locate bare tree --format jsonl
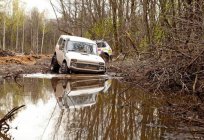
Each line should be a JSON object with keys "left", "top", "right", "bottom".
{"left": 41, "top": 19, "right": 46, "bottom": 54}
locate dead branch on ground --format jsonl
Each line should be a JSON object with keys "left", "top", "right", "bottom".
{"left": 0, "top": 105, "right": 25, "bottom": 133}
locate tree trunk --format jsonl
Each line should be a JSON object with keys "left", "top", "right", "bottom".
{"left": 0, "top": 39, "right": 1, "bottom": 49}
{"left": 60, "top": 0, "right": 70, "bottom": 34}
{"left": 31, "top": 27, "right": 33, "bottom": 51}
{"left": 22, "top": 18, "right": 25, "bottom": 53}
{"left": 110, "top": 0, "right": 119, "bottom": 53}
{"left": 36, "top": 23, "right": 39, "bottom": 55}
{"left": 3, "top": 17, "right": 6, "bottom": 50}
{"left": 143, "top": 0, "right": 151, "bottom": 45}
{"left": 16, "top": 23, "right": 19, "bottom": 51}
{"left": 185, "top": 0, "right": 193, "bottom": 45}
{"left": 41, "top": 22, "right": 45, "bottom": 54}
{"left": 125, "top": 0, "right": 130, "bottom": 22}
{"left": 130, "top": 0, "right": 136, "bottom": 19}
{"left": 80, "top": 0, "right": 85, "bottom": 37}
{"left": 171, "top": 0, "right": 176, "bottom": 28}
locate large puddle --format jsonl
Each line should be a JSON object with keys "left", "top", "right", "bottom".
{"left": 0, "top": 75, "right": 203, "bottom": 139}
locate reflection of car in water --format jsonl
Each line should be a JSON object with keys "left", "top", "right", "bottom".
{"left": 51, "top": 78, "right": 111, "bottom": 109}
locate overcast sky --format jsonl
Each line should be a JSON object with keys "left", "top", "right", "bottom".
{"left": 22, "top": 0, "right": 58, "bottom": 19}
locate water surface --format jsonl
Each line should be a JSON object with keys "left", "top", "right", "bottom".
{"left": 0, "top": 76, "right": 201, "bottom": 139}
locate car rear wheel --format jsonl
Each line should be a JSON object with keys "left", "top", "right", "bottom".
{"left": 59, "top": 62, "right": 68, "bottom": 74}
{"left": 50, "top": 54, "right": 60, "bottom": 73}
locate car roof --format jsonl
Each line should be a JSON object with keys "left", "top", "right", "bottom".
{"left": 60, "top": 35, "right": 96, "bottom": 44}
{"left": 94, "top": 40, "right": 103, "bottom": 42}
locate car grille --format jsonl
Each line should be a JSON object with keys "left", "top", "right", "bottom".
{"left": 71, "top": 80, "right": 104, "bottom": 89}
{"left": 76, "top": 63, "right": 99, "bottom": 70}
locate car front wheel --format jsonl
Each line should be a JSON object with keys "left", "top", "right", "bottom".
{"left": 59, "top": 62, "right": 68, "bottom": 74}
{"left": 50, "top": 54, "right": 60, "bottom": 73}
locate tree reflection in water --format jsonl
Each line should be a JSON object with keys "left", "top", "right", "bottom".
{"left": 51, "top": 78, "right": 165, "bottom": 140}
{"left": 0, "top": 77, "right": 173, "bottom": 139}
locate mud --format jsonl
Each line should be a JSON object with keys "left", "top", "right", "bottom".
{"left": 0, "top": 55, "right": 51, "bottom": 78}
{"left": 0, "top": 51, "right": 119, "bottom": 79}
{"left": 0, "top": 54, "right": 118, "bottom": 79}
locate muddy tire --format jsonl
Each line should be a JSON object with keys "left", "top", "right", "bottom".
{"left": 50, "top": 54, "right": 60, "bottom": 73}
{"left": 59, "top": 62, "right": 68, "bottom": 74}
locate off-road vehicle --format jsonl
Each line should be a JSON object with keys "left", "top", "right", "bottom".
{"left": 51, "top": 35, "right": 106, "bottom": 74}
{"left": 95, "top": 40, "right": 112, "bottom": 62}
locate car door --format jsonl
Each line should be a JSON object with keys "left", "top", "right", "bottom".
{"left": 56, "top": 37, "right": 62, "bottom": 65}
{"left": 56, "top": 38, "right": 66, "bottom": 65}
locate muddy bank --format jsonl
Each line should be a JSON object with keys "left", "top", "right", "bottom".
{"left": 0, "top": 55, "right": 51, "bottom": 78}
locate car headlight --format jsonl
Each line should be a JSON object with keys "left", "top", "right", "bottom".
{"left": 71, "top": 59, "right": 77, "bottom": 62}
{"left": 71, "top": 59, "right": 77, "bottom": 67}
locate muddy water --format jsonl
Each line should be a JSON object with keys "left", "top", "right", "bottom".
{"left": 0, "top": 76, "right": 201, "bottom": 139}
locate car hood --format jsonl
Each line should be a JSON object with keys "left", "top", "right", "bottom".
{"left": 66, "top": 52, "right": 105, "bottom": 64}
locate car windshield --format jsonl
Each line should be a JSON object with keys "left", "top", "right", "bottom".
{"left": 96, "top": 42, "right": 106, "bottom": 48}
{"left": 67, "top": 41, "right": 97, "bottom": 55}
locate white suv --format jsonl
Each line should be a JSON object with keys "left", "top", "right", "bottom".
{"left": 51, "top": 35, "right": 106, "bottom": 74}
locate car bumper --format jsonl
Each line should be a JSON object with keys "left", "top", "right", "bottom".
{"left": 69, "top": 66, "right": 105, "bottom": 73}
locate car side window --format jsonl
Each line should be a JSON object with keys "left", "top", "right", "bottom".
{"left": 62, "top": 40, "right": 65, "bottom": 46}
{"left": 97, "top": 42, "right": 106, "bottom": 48}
